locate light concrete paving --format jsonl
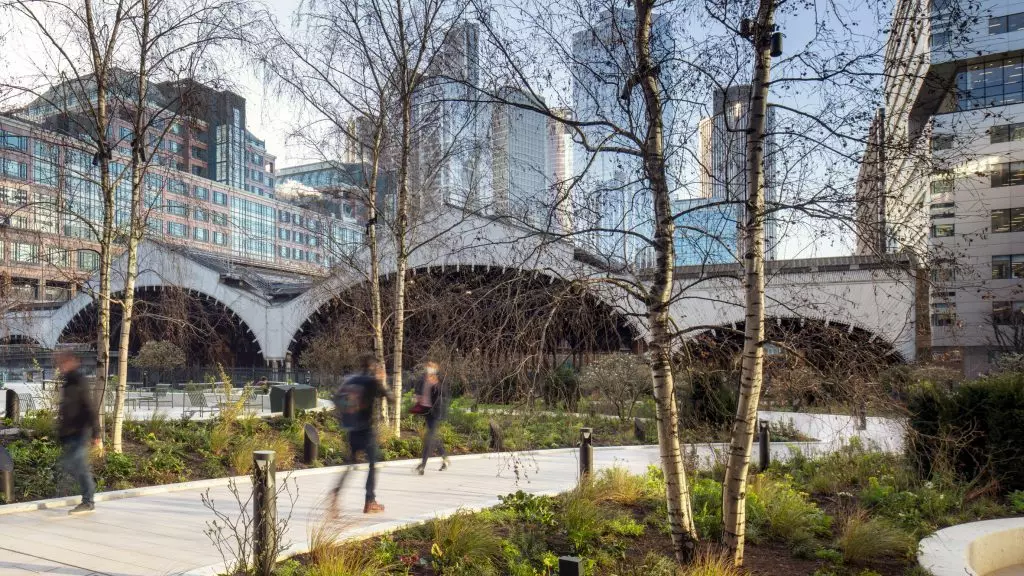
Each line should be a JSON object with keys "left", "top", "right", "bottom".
{"left": 919, "top": 517, "right": 1024, "bottom": 576}
{"left": 0, "top": 412, "right": 904, "bottom": 576}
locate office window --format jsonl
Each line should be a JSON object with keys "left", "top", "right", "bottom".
{"left": 167, "top": 200, "right": 187, "bottom": 217}
{"left": 930, "top": 202, "right": 955, "bottom": 219}
{"left": 990, "top": 12, "right": 1024, "bottom": 35}
{"left": 167, "top": 222, "right": 187, "bottom": 237}
{"left": 193, "top": 208, "right": 209, "bottom": 222}
{"left": 194, "top": 227, "right": 209, "bottom": 242}
{"left": 278, "top": 227, "right": 290, "bottom": 241}
{"left": 12, "top": 243, "right": 37, "bottom": 262}
{"left": 991, "top": 161, "right": 1024, "bottom": 187}
{"left": 194, "top": 186, "right": 209, "bottom": 201}
{"left": 213, "top": 231, "right": 227, "bottom": 245}
{"left": 990, "top": 122, "right": 1024, "bottom": 143}
{"left": 168, "top": 179, "right": 187, "bottom": 195}
{"left": 77, "top": 250, "right": 99, "bottom": 271}
{"left": 949, "top": 57, "right": 1024, "bottom": 111}
{"left": 931, "top": 302, "right": 957, "bottom": 326}
{"left": 993, "top": 255, "right": 1012, "bottom": 279}
{"left": 931, "top": 223, "right": 955, "bottom": 237}
{"left": 279, "top": 245, "right": 290, "bottom": 258}
{"left": 1, "top": 159, "right": 28, "bottom": 180}
{"left": 147, "top": 218, "right": 163, "bottom": 234}
{"left": 213, "top": 191, "right": 227, "bottom": 206}
{"left": 191, "top": 146, "right": 206, "bottom": 160}
{"left": 279, "top": 210, "right": 290, "bottom": 223}
{"left": 930, "top": 30, "right": 951, "bottom": 48}
{"left": 992, "top": 207, "right": 1024, "bottom": 232}
{"left": 0, "top": 130, "right": 28, "bottom": 151}
{"left": 1015, "top": 254, "right": 1024, "bottom": 279}
{"left": 931, "top": 134, "right": 954, "bottom": 150}
{"left": 212, "top": 212, "right": 227, "bottom": 225}
{"left": 993, "top": 301, "right": 1024, "bottom": 325}
{"left": 170, "top": 122, "right": 183, "bottom": 135}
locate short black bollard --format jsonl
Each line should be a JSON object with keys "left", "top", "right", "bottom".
{"left": 0, "top": 446, "right": 14, "bottom": 504}
{"left": 857, "top": 402, "right": 868, "bottom": 431}
{"left": 579, "top": 428, "right": 593, "bottom": 482}
{"left": 303, "top": 423, "right": 319, "bottom": 464}
{"left": 558, "top": 556, "right": 582, "bottom": 576}
{"left": 283, "top": 387, "right": 295, "bottom": 420}
{"left": 489, "top": 420, "right": 503, "bottom": 451}
{"left": 5, "top": 389, "right": 20, "bottom": 424}
{"left": 253, "top": 450, "right": 277, "bottom": 576}
{"left": 758, "top": 420, "right": 771, "bottom": 472}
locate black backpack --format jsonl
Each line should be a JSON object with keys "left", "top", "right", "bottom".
{"left": 333, "top": 376, "right": 367, "bottom": 432}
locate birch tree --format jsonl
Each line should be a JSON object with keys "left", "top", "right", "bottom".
{"left": 108, "top": 0, "right": 253, "bottom": 452}
{"left": 2, "top": 0, "right": 131, "bottom": 446}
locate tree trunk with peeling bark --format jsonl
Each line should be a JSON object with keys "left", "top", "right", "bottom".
{"left": 390, "top": 90, "right": 412, "bottom": 436}
{"left": 632, "top": 0, "right": 698, "bottom": 562}
{"left": 722, "top": 0, "right": 775, "bottom": 565}
{"left": 112, "top": 0, "right": 151, "bottom": 453}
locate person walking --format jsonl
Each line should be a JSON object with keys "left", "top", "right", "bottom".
{"left": 331, "top": 354, "right": 393, "bottom": 514}
{"left": 56, "top": 351, "right": 100, "bottom": 515}
{"left": 414, "top": 361, "right": 449, "bottom": 475}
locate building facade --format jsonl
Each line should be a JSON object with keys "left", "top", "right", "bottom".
{"left": 698, "top": 85, "right": 779, "bottom": 261}
{"left": 412, "top": 22, "right": 491, "bottom": 212}
{"left": 571, "top": 9, "right": 674, "bottom": 268}
{"left": 672, "top": 197, "right": 738, "bottom": 267}
{"left": 859, "top": 0, "right": 1024, "bottom": 374}
{"left": 0, "top": 83, "right": 360, "bottom": 313}
{"left": 547, "top": 109, "right": 575, "bottom": 235}
{"left": 491, "top": 88, "right": 551, "bottom": 229}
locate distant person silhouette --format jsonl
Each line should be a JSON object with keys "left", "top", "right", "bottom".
{"left": 56, "top": 351, "right": 100, "bottom": 515}
{"left": 414, "top": 361, "right": 449, "bottom": 475}
{"left": 331, "top": 355, "right": 393, "bottom": 514}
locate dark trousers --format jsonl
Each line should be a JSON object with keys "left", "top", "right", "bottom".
{"left": 420, "top": 413, "right": 447, "bottom": 465}
{"left": 337, "top": 429, "right": 378, "bottom": 503}
{"left": 60, "top": 434, "right": 95, "bottom": 505}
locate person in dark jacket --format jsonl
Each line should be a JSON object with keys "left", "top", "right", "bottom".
{"left": 415, "top": 361, "right": 449, "bottom": 475}
{"left": 331, "top": 354, "right": 394, "bottom": 514}
{"left": 56, "top": 351, "right": 100, "bottom": 515}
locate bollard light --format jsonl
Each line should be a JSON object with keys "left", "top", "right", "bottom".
{"left": 758, "top": 420, "right": 771, "bottom": 472}
{"left": 253, "top": 450, "right": 277, "bottom": 576}
{"left": 579, "top": 428, "right": 593, "bottom": 482}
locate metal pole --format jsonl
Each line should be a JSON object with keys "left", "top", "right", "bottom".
{"left": 303, "top": 424, "right": 319, "bottom": 464}
{"left": 5, "top": 389, "right": 20, "bottom": 424}
{"left": 558, "top": 556, "right": 581, "bottom": 576}
{"left": 758, "top": 420, "right": 771, "bottom": 472}
{"left": 579, "top": 428, "right": 593, "bottom": 481}
{"left": 252, "top": 450, "right": 277, "bottom": 576}
{"left": 283, "top": 387, "right": 295, "bottom": 420}
{"left": 1, "top": 446, "right": 14, "bottom": 504}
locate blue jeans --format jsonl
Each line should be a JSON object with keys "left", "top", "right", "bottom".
{"left": 61, "top": 434, "right": 95, "bottom": 505}
{"left": 337, "top": 429, "right": 378, "bottom": 503}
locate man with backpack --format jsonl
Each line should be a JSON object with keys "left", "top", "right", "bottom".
{"left": 331, "top": 354, "right": 394, "bottom": 514}
{"left": 413, "top": 361, "right": 449, "bottom": 475}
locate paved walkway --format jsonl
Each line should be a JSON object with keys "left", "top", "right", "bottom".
{"left": 0, "top": 412, "right": 903, "bottom": 576}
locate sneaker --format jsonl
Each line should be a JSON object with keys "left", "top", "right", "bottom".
{"left": 363, "top": 501, "right": 385, "bottom": 514}
{"left": 415, "top": 463, "right": 425, "bottom": 475}
{"left": 68, "top": 502, "right": 94, "bottom": 516}
{"left": 439, "top": 457, "right": 450, "bottom": 472}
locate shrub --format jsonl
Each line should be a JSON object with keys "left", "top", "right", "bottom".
{"left": 497, "top": 490, "right": 557, "bottom": 527}
{"left": 307, "top": 542, "right": 393, "bottom": 576}
{"left": 749, "top": 475, "right": 831, "bottom": 548}
{"left": 678, "top": 370, "right": 739, "bottom": 429}
{"left": 429, "top": 510, "right": 503, "bottom": 575}
{"left": 1009, "top": 490, "right": 1024, "bottom": 514}
{"left": 560, "top": 484, "right": 603, "bottom": 555}
{"left": 101, "top": 452, "right": 136, "bottom": 488}
{"left": 908, "top": 371, "right": 1024, "bottom": 493}
{"left": 837, "top": 510, "right": 915, "bottom": 564}
{"left": 594, "top": 466, "right": 655, "bottom": 505}
{"left": 607, "top": 516, "right": 645, "bottom": 537}
{"left": 678, "top": 548, "right": 750, "bottom": 576}
{"left": 20, "top": 410, "right": 57, "bottom": 439}
{"left": 578, "top": 353, "right": 650, "bottom": 420}
{"left": 690, "top": 477, "right": 724, "bottom": 541}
